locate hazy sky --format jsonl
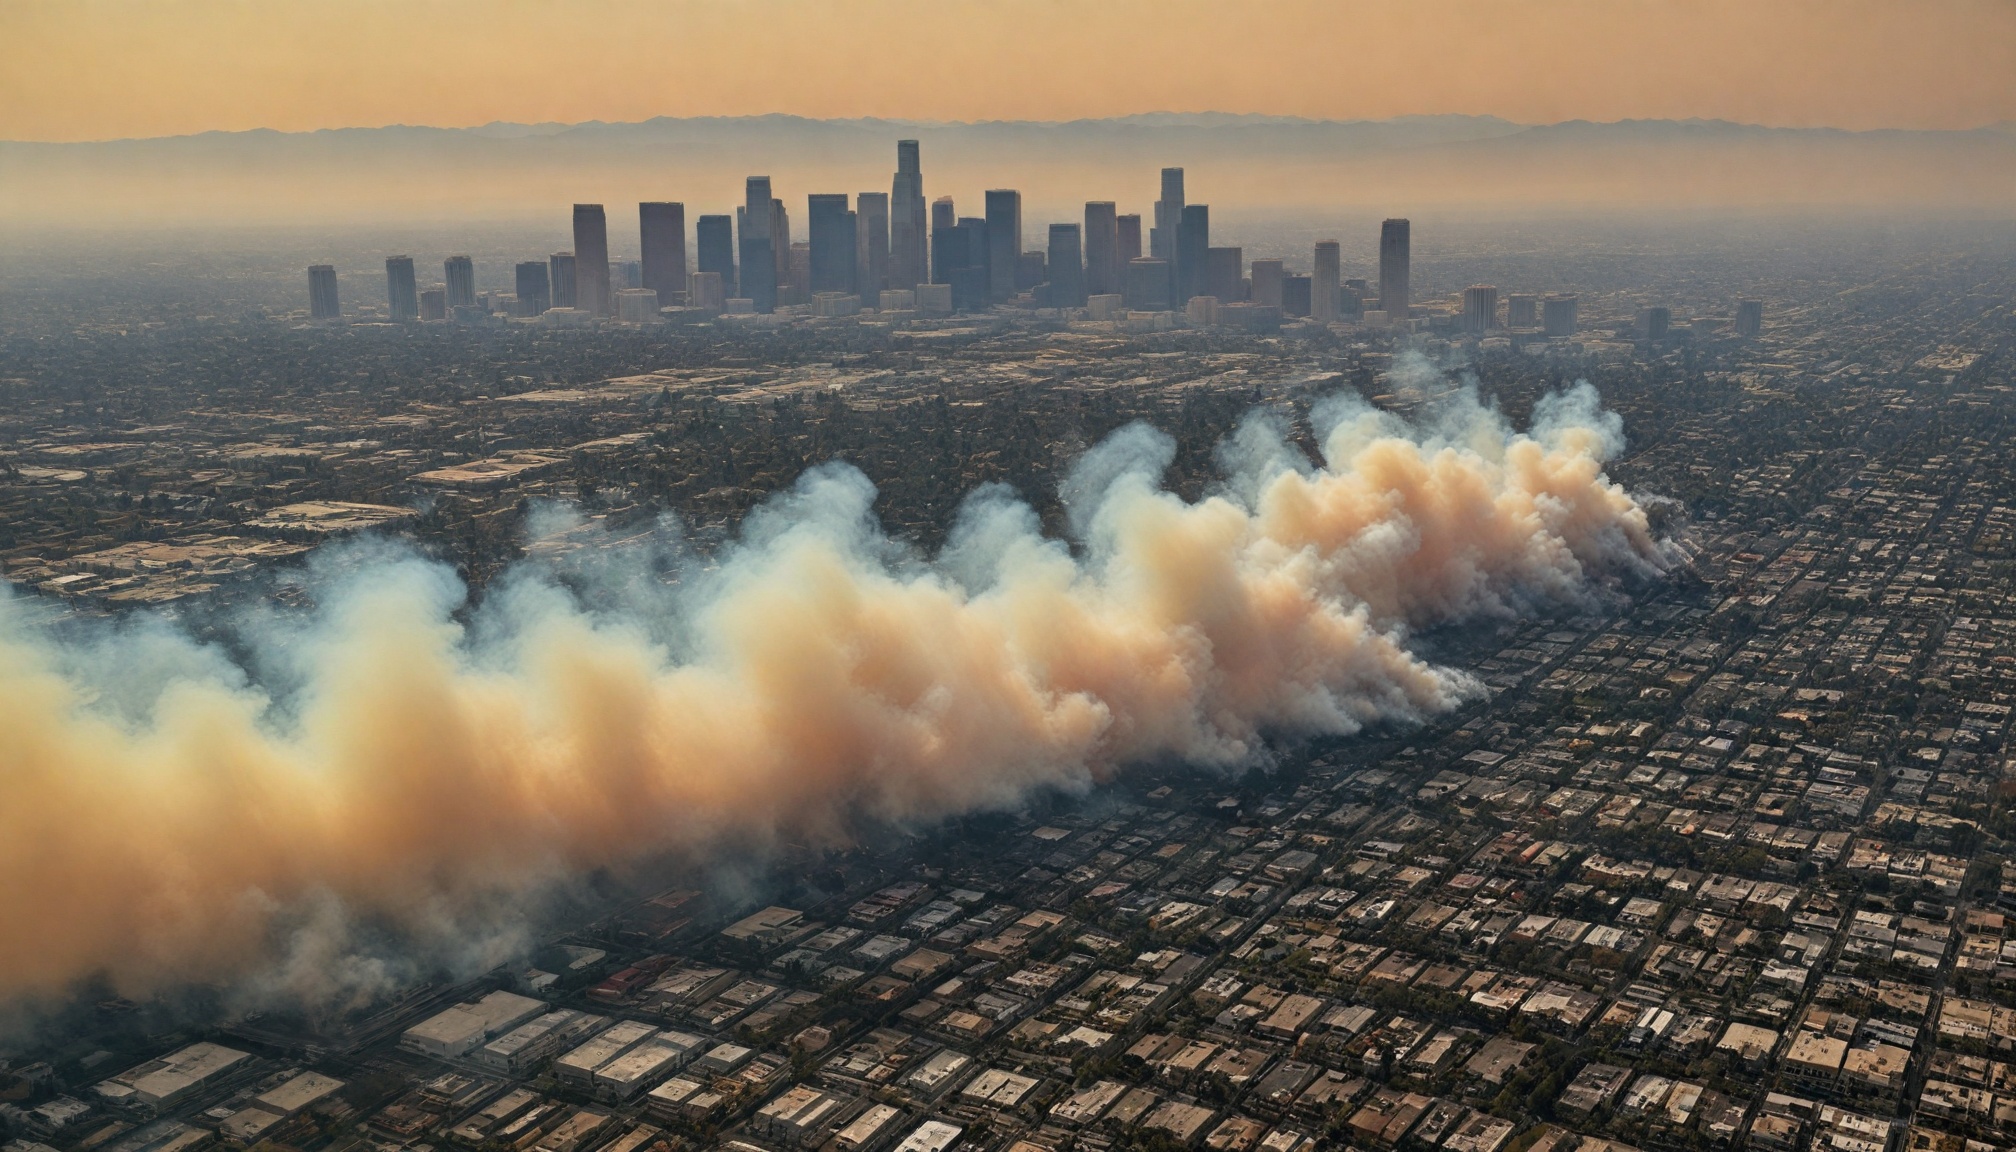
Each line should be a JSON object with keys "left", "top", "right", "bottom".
{"left": 4, "top": 0, "right": 2013, "bottom": 142}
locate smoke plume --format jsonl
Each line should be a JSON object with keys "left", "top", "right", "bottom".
{"left": 0, "top": 375, "right": 1671, "bottom": 1008}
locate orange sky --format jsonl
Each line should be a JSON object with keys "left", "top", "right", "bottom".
{"left": 3, "top": 0, "right": 2013, "bottom": 142}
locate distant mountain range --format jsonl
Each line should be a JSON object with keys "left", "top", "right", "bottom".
{"left": 6, "top": 114, "right": 2012, "bottom": 227}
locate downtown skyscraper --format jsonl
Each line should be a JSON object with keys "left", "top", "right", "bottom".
{"left": 739, "top": 177, "right": 777, "bottom": 312}
{"left": 696, "top": 215, "right": 735, "bottom": 299}
{"left": 1379, "top": 218, "right": 1410, "bottom": 318}
{"left": 639, "top": 202, "right": 687, "bottom": 304}
{"left": 984, "top": 189, "right": 1021, "bottom": 304}
{"left": 856, "top": 192, "right": 889, "bottom": 299}
{"left": 385, "top": 255, "right": 419, "bottom": 321}
{"left": 1084, "top": 202, "right": 1120, "bottom": 299}
{"left": 808, "top": 193, "right": 858, "bottom": 295}
{"left": 573, "top": 204, "right": 612, "bottom": 316}
{"left": 889, "top": 140, "right": 928, "bottom": 291}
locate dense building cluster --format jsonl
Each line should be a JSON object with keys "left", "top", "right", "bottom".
{"left": 2, "top": 176, "right": 2015, "bottom": 1152}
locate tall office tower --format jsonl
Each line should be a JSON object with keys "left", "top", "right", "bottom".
{"left": 1462, "top": 285, "right": 1498, "bottom": 335}
{"left": 696, "top": 215, "right": 736, "bottom": 298}
{"left": 771, "top": 199, "right": 794, "bottom": 299}
{"left": 787, "top": 243, "right": 812, "bottom": 304}
{"left": 1205, "top": 247, "right": 1243, "bottom": 303}
{"left": 1506, "top": 293, "right": 1539, "bottom": 328}
{"left": 1637, "top": 305, "right": 1671, "bottom": 341}
{"left": 808, "top": 194, "right": 858, "bottom": 295}
{"left": 1250, "top": 259, "right": 1285, "bottom": 307}
{"left": 856, "top": 192, "right": 889, "bottom": 298}
{"left": 738, "top": 177, "right": 776, "bottom": 312}
{"left": 1116, "top": 214, "right": 1142, "bottom": 265}
{"left": 549, "top": 252, "right": 578, "bottom": 308}
{"left": 1123, "top": 257, "right": 1171, "bottom": 310}
{"left": 1735, "top": 298, "right": 1763, "bottom": 337}
{"left": 1176, "top": 204, "right": 1209, "bottom": 304}
{"left": 947, "top": 217, "right": 990, "bottom": 311}
{"left": 1282, "top": 275, "right": 1311, "bottom": 318}
{"left": 385, "top": 255, "right": 419, "bottom": 321}
{"left": 1152, "top": 167, "right": 1184, "bottom": 303}
{"left": 307, "top": 265, "right": 340, "bottom": 319}
{"left": 1045, "top": 224, "right": 1085, "bottom": 308}
{"left": 572, "top": 204, "right": 611, "bottom": 315}
{"left": 1151, "top": 167, "right": 1184, "bottom": 258}
{"left": 444, "top": 255, "right": 476, "bottom": 309}
{"left": 1542, "top": 294, "right": 1578, "bottom": 337}
{"left": 983, "top": 190, "right": 1021, "bottom": 303}
{"left": 1378, "top": 218, "right": 1410, "bottom": 318}
{"left": 420, "top": 288, "right": 446, "bottom": 321}
{"left": 618, "top": 260, "right": 643, "bottom": 290}
{"left": 639, "top": 202, "right": 687, "bottom": 304}
{"left": 1083, "top": 202, "right": 1120, "bottom": 298}
{"left": 514, "top": 261, "right": 552, "bottom": 316}
{"left": 889, "top": 139, "right": 928, "bottom": 290}
{"left": 930, "top": 212, "right": 962, "bottom": 286}
{"left": 1312, "top": 241, "right": 1341, "bottom": 323}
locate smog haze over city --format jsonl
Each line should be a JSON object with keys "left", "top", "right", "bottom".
{"left": 1, "top": 7, "right": 2014, "bottom": 1152}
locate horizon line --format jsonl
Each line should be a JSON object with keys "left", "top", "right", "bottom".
{"left": 9, "top": 110, "right": 2015, "bottom": 149}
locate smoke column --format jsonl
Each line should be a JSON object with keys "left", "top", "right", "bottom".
{"left": 0, "top": 373, "right": 1671, "bottom": 1006}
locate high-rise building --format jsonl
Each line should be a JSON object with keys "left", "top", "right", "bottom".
{"left": 307, "top": 265, "right": 340, "bottom": 319}
{"left": 444, "top": 256, "right": 475, "bottom": 309}
{"left": 1462, "top": 285, "right": 1498, "bottom": 335}
{"left": 856, "top": 192, "right": 889, "bottom": 298}
{"left": 930, "top": 205, "right": 963, "bottom": 287}
{"left": 1084, "top": 202, "right": 1120, "bottom": 299}
{"left": 696, "top": 215, "right": 736, "bottom": 298}
{"left": 1152, "top": 168, "right": 1184, "bottom": 304}
{"left": 1637, "top": 305, "right": 1671, "bottom": 341}
{"left": 1542, "top": 294, "right": 1578, "bottom": 337}
{"left": 889, "top": 140, "right": 928, "bottom": 291}
{"left": 1176, "top": 204, "right": 1209, "bottom": 304}
{"left": 771, "top": 198, "right": 794, "bottom": 303}
{"left": 1378, "top": 218, "right": 1410, "bottom": 318}
{"left": 1116, "top": 214, "right": 1142, "bottom": 265}
{"left": 787, "top": 242, "right": 811, "bottom": 305}
{"left": 1124, "top": 257, "right": 1171, "bottom": 310}
{"left": 946, "top": 217, "right": 989, "bottom": 311}
{"left": 984, "top": 190, "right": 1021, "bottom": 303}
{"left": 1282, "top": 275, "right": 1311, "bottom": 318}
{"left": 1205, "top": 247, "right": 1243, "bottom": 303}
{"left": 1506, "top": 293, "right": 1539, "bottom": 328}
{"left": 1046, "top": 224, "right": 1085, "bottom": 307}
{"left": 1312, "top": 241, "right": 1341, "bottom": 323}
{"left": 639, "top": 202, "right": 687, "bottom": 305}
{"left": 738, "top": 178, "right": 776, "bottom": 312}
{"left": 515, "top": 261, "right": 551, "bottom": 316}
{"left": 419, "top": 287, "right": 446, "bottom": 321}
{"left": 572, "top": 205, "right": 611, "bottom": 315}
{"left": 808, "top": 194, "right": 858, "bottom": 295}
{"left": 1250, "top": 259, "right": 1285, "bottom": 308}
{"left": 1735, "top": 298, "right": 1763, "bottom": 338}
{"left": 385, "top": 255, "right": 418, "bottom": 321}
{"left": 549, "top": 252, "right": 577, "bottom": 309}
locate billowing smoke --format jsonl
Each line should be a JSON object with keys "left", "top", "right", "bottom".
{"left": 0, "top": 373, "right": 1673, "bottom": 1009}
